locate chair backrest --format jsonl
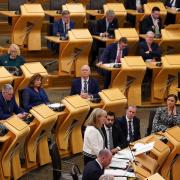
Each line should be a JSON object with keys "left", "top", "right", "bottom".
{"left": 88, "top": 0, "right": 105, "bottom": 10}
{"left": 8, "top": 0, "right": 27, "bottom": 11}
{"left": 146, "top": 109, "right": 156, "bottom": 136}
{"left": 49, "top": 0, "right": 67, "bottom": 10}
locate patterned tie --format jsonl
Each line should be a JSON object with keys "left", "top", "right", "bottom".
{"left": 128, "top": 121, "right": 134, "bottom": 142}
{"left": 84, "top": 80, "right": 88, "bottom": 93}
{"left": 108, "top": 128, "right": 114, "bottom": 149}
{"left": 116, "top": 48, "right": 122, "bottom": 63}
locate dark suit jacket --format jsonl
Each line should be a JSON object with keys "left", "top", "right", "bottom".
{"left": 125, "top": 0, "right": 147, "bottom": 10}
{"left": 139, "top": 41, "right": 161, "bottom": 61}
{"left": 100, "top": 42, "right": 128, "bottom": 63}
{"left": 101, "top": 122, "right": 128, "bottom": 149}
{"left": 70, "top": 78, "right": 100, "bottom": 98}
{"left": 82, "top": 160, "right": 104, "bottom": 180}
{"left": 140, "top": 15, "right": 162, "bottom": 34}
{"left": 118, "top": 116, "right": 141, "bottom": 144}
{"left": 53, "top": 19, "right": 74, "bottom": 37}
{"left": 94, "top": 17, "right": 119, "bottom": 36}
{"left": 0, "top": 93, "right": 23, "bottom": 120}
{"left": 165, "top": 0, "right": 180, "bottom": 8}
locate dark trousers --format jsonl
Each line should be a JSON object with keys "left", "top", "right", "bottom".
{"left": 103, "top": 70, "right": 112, "bottom": 89}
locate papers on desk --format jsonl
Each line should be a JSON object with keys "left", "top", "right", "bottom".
{"left": 133, "top": 142, "right": 154, "bottom": 156}
{"left": 103, "top": 63, "right": 121, "bottom": 68}
{"left": 115, "top": 149, "right": 134, "bottom": 161}
{"left": 104, "top": 169, "right": 136, "bottom": 178}
{"left": 109, "top": 158, "right": 129, "bottom": 169}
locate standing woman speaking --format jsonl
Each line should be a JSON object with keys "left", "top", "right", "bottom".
{"left": 83, "top": 108, "right": 107, "bottom": 165}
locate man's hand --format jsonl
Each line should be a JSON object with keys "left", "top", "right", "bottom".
{"left": 111, "top": 147, "right": 119, "bottom": 155}
{"left": 17, "top": 113, "right": 28, "bottom": 119}
{"left": 80, "top": 93, "right": 90, "bottom": 99}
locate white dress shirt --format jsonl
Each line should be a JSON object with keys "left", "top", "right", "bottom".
{"left": 115, "top": 43, "right": 122, "bottom": 63}
{"left": 136, "top": 0, "right": 141, "bottom": 9}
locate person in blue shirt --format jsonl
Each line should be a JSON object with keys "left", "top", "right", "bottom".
{"left": 0, "top": 84, "right": 27, "bottom": 120}
{"left": 22, "top": 73, "right": 49, "bottom": 112}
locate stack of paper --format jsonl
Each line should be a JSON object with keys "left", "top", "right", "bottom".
{"left": 115, "top": 149, "right": 134, "bottom": 161}
{"left": 109, "top": 158, "right": 129, "bottom": 169}
{"left": 104, "top": 169, "right": 136, "bottom": 178}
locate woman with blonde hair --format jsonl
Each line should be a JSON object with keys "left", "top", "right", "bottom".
{"left": 0, "top": 44, "right": 25, "bottom": 68}
{"left": 83, "top": 108, "right": 107, "bottom": 165}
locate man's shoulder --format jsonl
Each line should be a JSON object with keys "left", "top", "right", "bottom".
{"left": 72, "top": 78, "right": 81, "bottom": 83}
{"left": 0, "top": 54, "right": 9, "bottom": 60}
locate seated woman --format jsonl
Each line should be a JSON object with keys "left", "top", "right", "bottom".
{"left": 0, "top": 44, "right": 25, "bottom": 68}
{"left": 152, "top": 94, "right": 180, "bottom": 133}
{"left": 22, "top": 73, "right": 49, "bottom": 112}
{"left": 83, "top": 108, "right": 107, "bottom": 165}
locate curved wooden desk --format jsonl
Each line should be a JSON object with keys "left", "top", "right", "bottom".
{"left": 12, "top": 4, "right": 45, "bottom": 51}
{"left": 112, "top": 56, "right": 146, "bottom": 106}
{"left": 151, "top": 55, "right": 180, "bottom": 103}
{"left": 25, "top": 104, "right": 57, "bottom": 168}
{"left": 55, "top": 95, "right": 90, "bottom": 156}
{"left": 0, "top": 116, "right": 30, "bottom": 180}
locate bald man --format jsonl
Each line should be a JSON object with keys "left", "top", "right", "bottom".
{"left": 70, "top": 65, "right": 100, "bottom": 99}
{"left": 82, "top": 149, "right": 112, "bottom": 180}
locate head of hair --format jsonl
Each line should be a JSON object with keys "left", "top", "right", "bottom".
{"left": 28, "top": 73, "right": 43, "bottom": 88}
{"left": 107, "top": 111, "right": 115, "bottom": 118}
{"left": 146, "top": 31, "right": 155, "bottom": 37}
{"left": 118, "top": 37, "right": 128, "bottom": 44}
{"left": 106, "top": 9, "right": 115, "bottom": 17}
{"left": 99, "top": 175, "right": 114, "bottom": 180}
{"left": 126, "top": 105, "right": 137, "bottom": 110}
{"left": 2, "top": 84, "right": 13, "bottom": 93}
{"left": 62, "top": 10, "right": 70, "bottom": 16}
{"left": 81, "top": 64, "right": 91, "bottom": 72}
{"left": 85, "top": 108, "right": 107, "bottom": 128}
{"left": 8, "top": 44, "right": 20, "bottom": 56}
{"left": 152, "top": 7, "right": 160, "bottom": 12}
{"left": 167, "top": 94, "right": 178, "bottom": 102}
{"left": 98, "top": 149, "right": 112, "bottom": 158}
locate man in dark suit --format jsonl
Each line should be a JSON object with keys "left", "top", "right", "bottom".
{"left": 125, "top": 0, "right": 147, "bottom": 26}
{"left": 53, "top": 10, "right": 74, "bottom": 37}
{"left": 164, "top": 0, "right": 180, "bottom": 24}
{"left": 99, "top": 37, "right": 128, "bottom": 88}
{"left": 70, "top": 65, "right": 100, "bottom": 99}
{"left": 125, "top": 0, "right": 147, "bottom": 10}
{"left": 94, "top": 9, "right": 119, "bottom": 37}
{"left": 101, "top": 111, "right": 128, "bottom": 154}
{"left": 139, "top": 31, "right": 161, "bottom": 61}
{"left": 140, "top": 7, "right": 162, "bottom": 35}
{"left": 0, "top": 84, "right": 27, "bottom": 120}
{"left": 118, "top": 106, "right": 141, "bottom": 145}
{"left": 82, "top": 149, "right": 112, "bottom": 180}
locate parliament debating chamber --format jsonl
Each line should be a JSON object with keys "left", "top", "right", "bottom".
{"left": 0, "top": 0, "right": 180, "bottom": 179}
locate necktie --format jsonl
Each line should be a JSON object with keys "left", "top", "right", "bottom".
{"left": 170, "top": 0, "right": 174, "bottom": 7}
{"left": 84, "top": 80, "right": 88, "bottom": 93}
{"left": 128, "top": 121, "right": 134, "bottom": 142}
{"left": 108, "top": 128, "right": 114, "bottom": 149}
{"left": 116, "top": 48, "right": 122, "bottom": 63}
{"left": 64, "top": 23, "right": 67, "bottom": 34}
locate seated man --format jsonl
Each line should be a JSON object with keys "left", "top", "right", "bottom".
{"left": 53, "top": 10, "right": 74, "bottom": 38}
{"left": 140, "top": 7, "right": 162, "bottom": 36}
{"left": 101, "top": 111, "right": 128, "bottom": 154}
{"left": 82, "top": 149, "right": 112, "bottom": 180}
{"left": 94, "top": 9, "right": 119, "bottom": 37}
{"left": 125, "top": 0, "right": 147, "bottom": 26}
{"left": 0, "top": 84, "right": 27, "bottom": 120}
{"left": 118, "top": 106, "right": 141, "bottom": 145}
{"left": 0, "top": 44, "right": 25, "bottom": 69}
{"left": 99, "top": 37, "right": 128, "bottom": 88}
{"left": 70, "top": 65, "right": 100, "bottom": 99}
{"left": 164, "top": 0, "right": 180, "bottom": 24}
{"left": 139, "top": 31, "right": 161, "bottom": 62}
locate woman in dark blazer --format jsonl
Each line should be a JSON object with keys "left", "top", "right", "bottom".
{"left": 22, "top": 73, "right": 49, "bottom": 112}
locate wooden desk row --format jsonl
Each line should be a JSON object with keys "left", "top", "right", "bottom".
{"left": 97, "top": 55, "right": 180, "bottom": 106}
{"left": 0, "top": 2, "right": 179, "bottom": 50}
{"left": 0, "top": 62, "right": 128, "bottom": 179}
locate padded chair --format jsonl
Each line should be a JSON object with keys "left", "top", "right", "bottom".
{"left": 88, "top": 0, "right": 105, "bottom": 10}
{"left": 8, "top": 0, "right": 26, "bottom": 11}
{"left": 146, "top": 109, "right": 156, "bottom": 136}
{"left": 49, "top": 0, "right": 67, "bottom": 10}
